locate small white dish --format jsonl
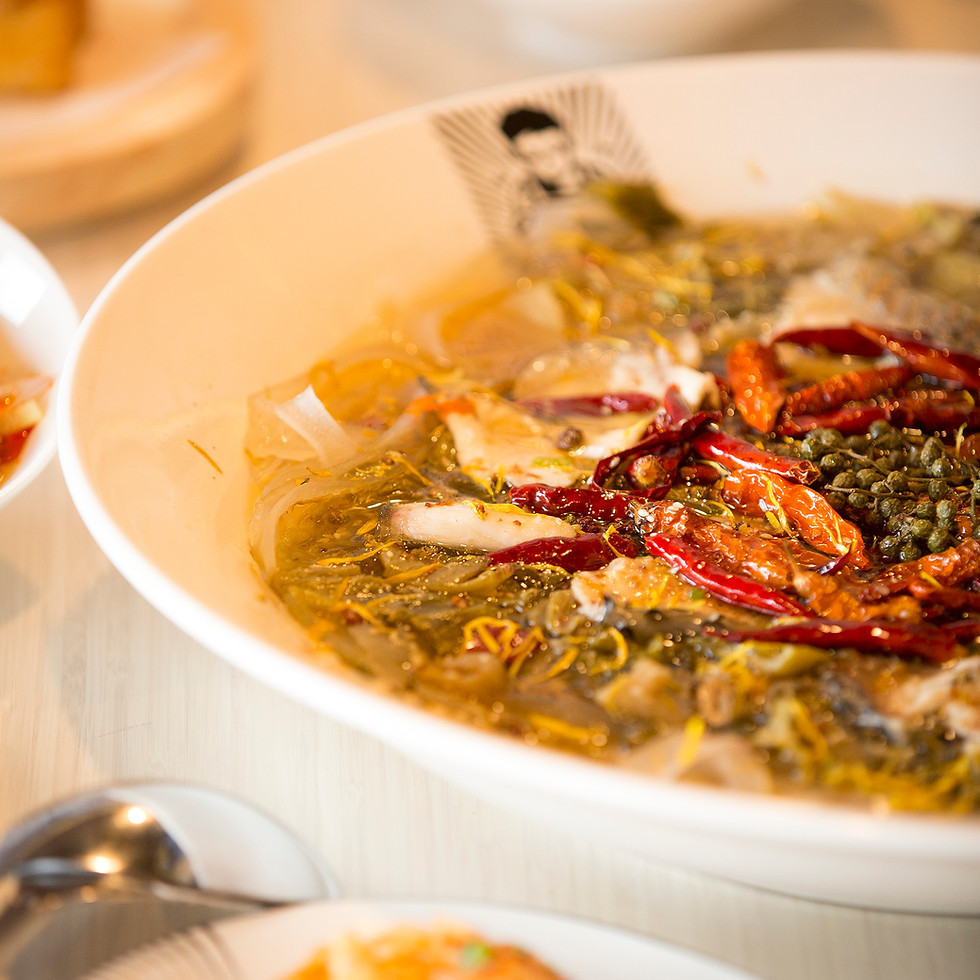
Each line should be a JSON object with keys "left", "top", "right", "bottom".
{"left": 479, "top": 0, "right": 793, "bottom": 65}
{"left": 57, "top": 51, "right": 980, "bottom": 913}
{"left": 0, "top": 218, "right": 77, "bottom": 508}
{"left": 82, "top": 898, "right": 760, "bottom": 980}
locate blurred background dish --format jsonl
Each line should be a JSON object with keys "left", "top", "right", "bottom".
{"left": 56, "top": 50, "right": 980, "bottom": 915}
{"left": 0, "top": 216, "right": 77, "bottom": 509}
{"left": 463, "top": 0, "right": 795, "bottom": 66}
{"left": 0, "top": 0, "right": 255, "bottom": 233}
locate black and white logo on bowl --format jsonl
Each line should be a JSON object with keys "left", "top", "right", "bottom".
{"left": 434, "top": 81, "right": 649, "bottom": 241}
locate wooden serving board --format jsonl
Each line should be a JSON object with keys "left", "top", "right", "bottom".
{"left": 0, "top": 0, "right": 255, "bottom": 232}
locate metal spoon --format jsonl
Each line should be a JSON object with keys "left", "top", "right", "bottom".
{"left": 0, "top": 783, "right": 339, "bottom": 979}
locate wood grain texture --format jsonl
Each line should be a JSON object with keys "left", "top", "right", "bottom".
{"left": 0, "top": 0, "right": 255, "bottom": 231}
{"left": 3, "top": 2, "right": 980, "bottom": 977}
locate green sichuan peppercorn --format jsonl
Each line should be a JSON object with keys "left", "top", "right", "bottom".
{"left": 820, "top": 453, "right": 848, "bottom": 475}
{"left": 914, "top": 501, "right": 937, "bottom": 521}
{"left": 879, "top": 535, "right": 902, "bottom": 559}
{"left": 927, "top": 528, "right": 954, "bottom": 553}
{"left": 848, "top": 490, "right": 874, "bottom": 510}
{"left": 872, "top": 427, "right": 901, "bottom": 451}
{"left": 885, "top": 470, "right": 909, "bottom": 493}
{"left": 799, "top": 437, "right": 822, "bottom": 461}
{"left": 886, "top": 448, "right": 908, "bottom": 469}
{"left": 921, "top": 437, "right": 944, "bottom": 467}
{"left": 863, "top": 509, "right": 886, "bottom": 533}
{"left": 899, "top": 541, "right": 923, "bottom": 561}
{"left": 817, "top": 428, "right": 845, "bottom": 449}
{"left": 909, "top": 518, "right": 934, "bottom": 542}
{"left": 879, "top": 497, "right": 904, "bottom": 519}
{"left": 936, "top": 498, "right": 958, "bottom": 527}
{"left": 887, "top": 513, "right": 906, "bottom": 534}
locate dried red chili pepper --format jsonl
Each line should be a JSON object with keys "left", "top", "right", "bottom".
{"left": 510, "top": 483, "right": 634, "bottom": 529}
{"left": 775, "top": 392, "right": 980, "bottom": 437}
{"left": 589, "top": 410, "right": 718, "bottom": 489}
{"left": 884, "top": 394, "right": 980, "bottom": 433}
{"left": 776, "top": 404, "right": 890, "bottom": 437}
{"left": 516, "top": 391, "right": 661, "bottom": 417}
{"left": 938, "top": 619, "right": 980, "bottom": 642}
{"left": 633, "top": 499, "right": 911, "bottom": 621}
{"left": 859, "top": 537, "right": 980, "bottom": 599}
{"left": 719, "top": 469, "right": 871, "bottom": 569}
{"left": 772, "top": 325, "right": 885, "bottom": 358}
{"left": 727, "top": 339, "right": 786, "bottom": 433}
{"left": 625, "top": 444, "right": 687, "bottom": 498}
{"left": 678, "top": 461, "right": 723, "bottom": 484}
{"left": 488, "top": 531, "right": 636, "bottom": 571}
{"left": 662, "top": 385, "right": 694, "bottom": 422}
{"left": 691, "top": 428, "right": 819, "bottom": 484}
{"left": 851, "top": 322, "right": 980, "bottom": 390}
{"left": 709, "top": 619, "right": 965, "bottom": 663}
{"left": 642, "top": 533, "right": 812, "bottom": 618}
{"left": 781, "top": 364, "right": 915, "bottom": 418}
{"left": 908, "top": 582, "right": 980, "bottom": 617}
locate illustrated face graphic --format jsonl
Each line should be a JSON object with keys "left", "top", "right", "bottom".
{"left": 510, "top": 125, "right": 580, "bottom": 191}
{"left": 434, "top": 82, "right": 650, "bottom": 242}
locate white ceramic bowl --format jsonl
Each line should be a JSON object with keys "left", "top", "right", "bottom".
{"left": 58, "top": 51, "right": 980, "bottom": 914}
{"left": 481, "top": 0, "right": 792, "bottom": 65}
{"left": 0, "top": 219, "right": 78, "bottom": 507}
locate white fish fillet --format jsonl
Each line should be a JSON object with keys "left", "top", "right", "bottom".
{"left": 385, "top": 499, "right": 578, "bottom": 553}
{"left": 883, "top": 655, "right": 980, "bottom": 743}
{"left": 443, "top": 393, "right": 653, "bottom": 488}
{"left": 772, "top": 254, "right": 979, "bottom": 350}
{"left": 513, "top": 341, "right": 716, "bottom": 411}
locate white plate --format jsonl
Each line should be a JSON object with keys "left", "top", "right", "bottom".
{"left": 57, "top": 51, "right": 980, "bottom": 913}
{"left": 83, "top": 899, "right": 759, "bottom": 980}
{"left": 0, "top": 218, "right": 78, "bottom": 507}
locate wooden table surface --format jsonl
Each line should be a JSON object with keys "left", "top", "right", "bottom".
{"left": 4, "top": 1, "right": 980, "bottom": 977}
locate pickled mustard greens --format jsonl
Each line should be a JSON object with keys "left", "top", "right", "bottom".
{"left": 248, "top": 185, "right": 980, "bottom": 812}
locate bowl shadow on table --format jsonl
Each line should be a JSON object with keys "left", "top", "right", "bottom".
{"left": 0, "top": 555, "right": 39, "bottom": 629}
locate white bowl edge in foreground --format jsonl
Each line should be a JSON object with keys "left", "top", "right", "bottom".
{"left": 84, "top": 899, "right": 764, "bottom": 980}
{"left": 58, "top": 51, "right": 980, "bottom": 913}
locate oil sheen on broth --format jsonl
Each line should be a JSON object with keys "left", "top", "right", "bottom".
{"left": 247, "top": 185, "right": 980, "bottom": 812}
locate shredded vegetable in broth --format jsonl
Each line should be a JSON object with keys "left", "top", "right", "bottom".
{"left": 248, "top": 184, "right": 980, "bottom": 812}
